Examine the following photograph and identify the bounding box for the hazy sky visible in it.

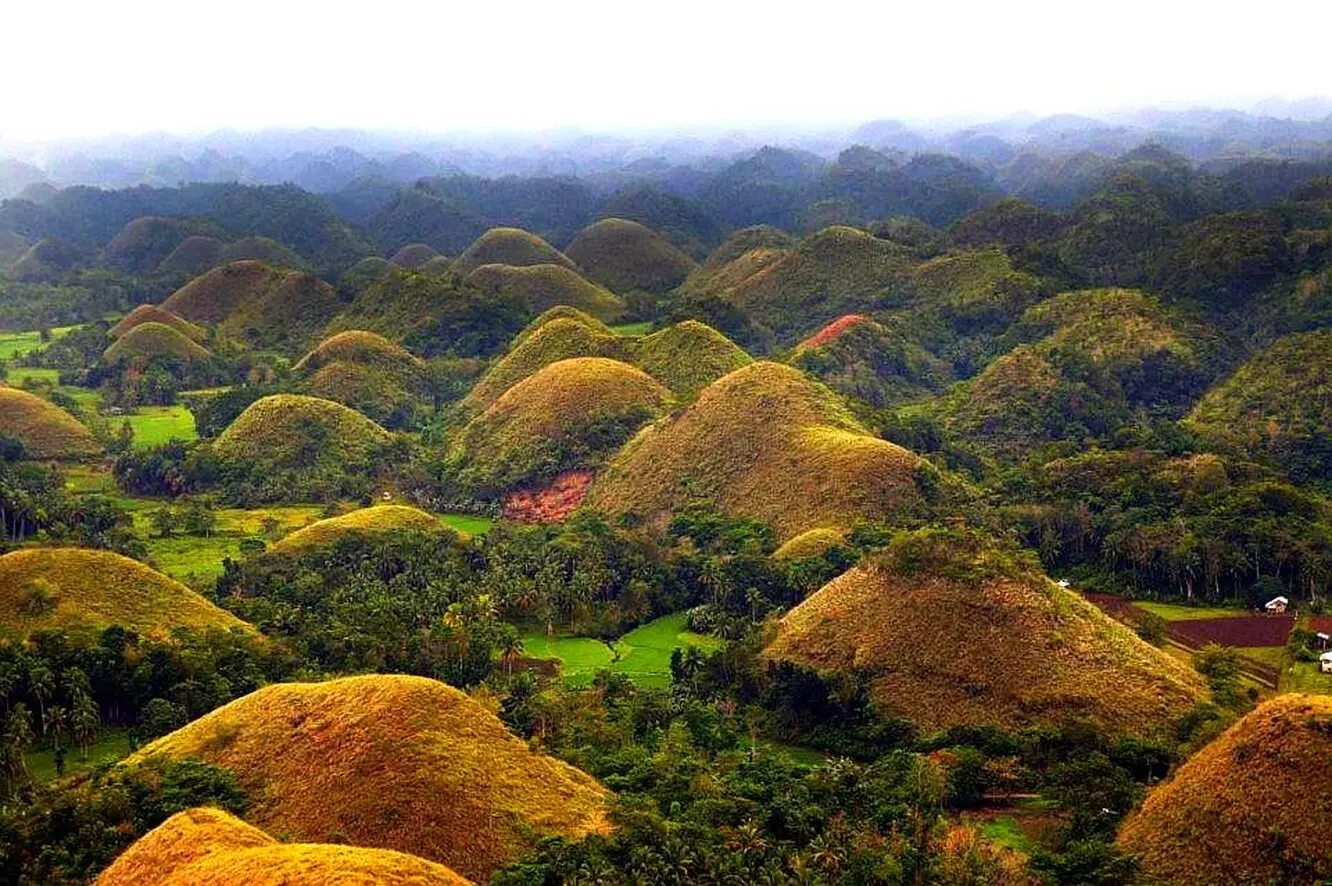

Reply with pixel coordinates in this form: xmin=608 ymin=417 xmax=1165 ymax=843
xmin=3 ymin=0 xmax=1330 ymax=140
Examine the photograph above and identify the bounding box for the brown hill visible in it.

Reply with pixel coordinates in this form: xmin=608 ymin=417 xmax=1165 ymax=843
xmin=764 ymin=527 xmax=1209 ymax=737
xmin=459 ymin=316 xmax=624 ymax=414
xmin=154 ymin=235 xmax=225 ymax=278
xmin=452 ymin=227 xmax=576 ymax=276
xmin=1118 ymin=694 xmax=1332 ymax=885
xmin=219 ymin=236 xmax=309 ymax=271
xmin=103 ymin=322 xmax=213 ymax=365
xmin=104 ymin=216 xmax=193 ymax=272
xmin=464 ymin=262 xmax=625 ymax=322
xmin=130 ymin=675 xmax=609 ymax=881
xmin=110 ymin=304 xmax=207 ymax=342
xmin=390 ymin=243 xmax=442 ymax=268
xmin=564 ymin=218 xmax=697 ymax=293
xmin=0 ymin=387 xmax=99 ymax=459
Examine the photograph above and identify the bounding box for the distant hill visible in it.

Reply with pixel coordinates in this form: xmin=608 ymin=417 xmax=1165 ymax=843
xmin=0 ymin=548 xmax=249 ymax=640
xmin=791 ymin=314 xmax=950 ymax=408
xmin=465 ymin=263 xmax=624 ymax=322
xmin=161 ymin=261 xmax=340 ymax=354
xmin=215 ymin=393 xmax=392 ymax=466
xmin=103 ymin=216 xmax=200 ymax=273
xmin=103 ymin=321 xmax=213 ymax=365
xmin=8 ymin=237 xmax=82 ymax=281
xmin=586 ymin=361 xmax=926 ymax=539
xmin=129 ymin=675 xmax=609 ymax=881
xmin=453 ymin=356 xmax=669 ymax=494
xmin=764 ymin=527 xmax=1208 ymax=736
xmin=389 ymin=242 xmax=442 ymax=268
xmin=452 ymin=227 xmax=577 ymax=276
xmin=218 ymin=235 xmax=310 ymax=271
xmin=154 ymin=235 xmax=226 ymax=278
xmin=0 ymin=387 xmax=99 ymax=459
xmin=1118 ymin=694 xmax=1332 ymax=885
xmin=110 ymin=304 xmax=207 ymax=341
xmin=97 ymin=807 xmax=471 ymax=886
xmin=564 ymin=218 xmax=697 ymax=293
xmin=632 ymin=320 xmax=753 ymax=399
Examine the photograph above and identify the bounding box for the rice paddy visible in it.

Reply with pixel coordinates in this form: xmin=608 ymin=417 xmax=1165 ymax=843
xmin=522 ymin=611 xmax=723 ymax=688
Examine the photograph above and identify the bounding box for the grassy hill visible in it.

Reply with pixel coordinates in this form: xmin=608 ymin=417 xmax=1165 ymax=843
xmin=110 ymin=304 xmax=207 ymax=342
xmin=771 ymin=527 xmax=847 ymax=560
xmin=219 ymin=236 xmax=310 ymax=271
xmin=389 ymin=242 xmax=442 ymax=268
xmin=791 ymin=314 xmax=950 ymax=408
xmin=725 ymin=226 xmax=915 ymax=342
xmin=104 ymin=216 xmax=195 ymax=273
xmin=161 ymin=261 xmax=340 ymax=354
xmin=292 ymin=331 xmax=431 ymax=423
xmin=103 ymin=322 xmax=213 ymax=365
xmin=293 ymin=330 xmax=425 ymax=377
xmin=564 ymin=218 xmax=697 ymax=293
xmin=0 ymin=548 xmax=249 ymax=640
xmin=214 ymin=394 xmax=393 ymax=473
xmin=154 ymin=235 xmax=225 ymax=278
xmin=454 ymin=357 xmax=669 ymax=493
xmin=632 ymin=320 xmax=753 ymax=398
xmin=585 ymin=361 xmax=925 ymax=539
xmin=97 ymin=807 xmax=471 ymax=886
xmin=764 ymin=527 xmax=1208 ymax=736
xmin=459 ymin=316 xmax=625 ymax=414
xmin=452 ymin=227 xmax=576 ymax=276
xmin=130 ymin=675 xmax=609 ymax=881
xmin=1185 ymin=329 xmax=1332 ymax=478
xmin=339 ymin=255 xmax=395 ymax=291
xmin=0 ymin=386 xmax=100 ymax=459
xmin=696 ymin=225 xmax=798 ymax=275
xmin=465 ymin=263 xmax=625 ymax=322
xmin=270 ymin=505 xmax=450 ymax=554
xmin=1118 ymin=694 xmax=1332 ymax=885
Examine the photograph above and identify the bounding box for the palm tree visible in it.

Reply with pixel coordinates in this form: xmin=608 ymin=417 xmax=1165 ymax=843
xmin=499 ymin=633 xmax=524 ymax=676
xmin=27 ymin=665 xmax=52 ymax=737
xmin=70 ymin=693 xmax=99 ymax=761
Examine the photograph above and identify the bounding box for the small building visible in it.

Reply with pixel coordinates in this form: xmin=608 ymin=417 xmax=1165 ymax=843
xmin=1317 ymin=632 xmax=1331 ymax=651
xmin=1056 ymin=579 xmax=1071 ymax=589
xmin=1320 ymin=651 xmax=1332 ymax=675
xmin=1264 ymin=596 xmax=1289 ymax=614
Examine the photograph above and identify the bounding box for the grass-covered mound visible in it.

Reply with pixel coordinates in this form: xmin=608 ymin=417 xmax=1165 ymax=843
xmin=0 ymin=386 xmax=99 ymax=459
xmin=130 ymin=675 xmax=609 ymax=881
xmin=1118 ymin=694 xmax=1332 ymax=885
xmin=110 ymin=304 xmax=207 ymax=342
xmin=725 ymin=226 xmax=915 ymax=342
xmin=452 ymin=227 xmax=576 ymax=276
xmin=389 ymin=242 xmax=442 ymax=268
xmin=0 ymin=548 xmax=249 ymax=640
xmin=103 ymin=322 xmax=213 ymax=365
xmin=420 ymin=255 xmax=454 ymax=276
xmin=459 ymin=316 xmax=625 ymax=414
xmin=510 ymin=305 xmax=615 ymax=345
xmin=585 ymin=362 xmax=925 ymax=540
xmin=564 ymin=218 xmax=697 ymax=293
xmin=339 ymin=255 xmax=395 ymax=290
xmin=212 ymin=395 xmax=395 ymax=500
xmin=1185 ymin=329 xmax=1332 ymax=478
xmin=764 ymin=527 xmax=1208 ymax=737
xmin=772 ymin=527 xmax=847 ymax=560
xmin=294 ymin=332 xmax=430 ymax=424
xmin=161 ymin=260 xmax=340 ymax=354
xmin=632 ymin=320 xmax=753 ymax=398
xmin=791 ymin=314 xmax=950 ymax=408
xmin=97 ymin=807 xmax=471 ymax=886
xmin=154 ymin=235 xmax=225 ymax=278
xmin=9 ymin=237 xmax=81 ymax=281
xmin=270 ymin=505 xmax=448 ymax=555
xmin=293 ymin=330 xmax=426 ymax=378
xmin=465 ymin=263 xmax=625 ymax=322
xmin=939 ymin=288 xmax=1208 ymax=454
xmin=219 ymin=236 xmax=310 ymax=271
xmin=453 ymin=357 xmax=669 ymax=493
xmin=697 ymin=225 xmax=798 ymax=275
xmin=104 ymin=216 xmax=194 ymax=273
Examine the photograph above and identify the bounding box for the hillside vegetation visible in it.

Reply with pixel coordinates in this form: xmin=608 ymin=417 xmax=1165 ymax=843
xmin=269 ymin=505 xmax=449 ymax=554
xmin=459 ymin=316 xmax=624 ymax=414
xmin=465 ymin=262 xmax=624 ymax=322
xmin=97 ymin=807 xmax=471 ymax=886
xmin=102 ymin=322 xmax=213 ymax=365
xmin=1118 ymin=694 xmax=1332 ymax=885
xmin=632 ymin=320 xmax=753 ymax=398
xmin=586 ymin=361 xmax=925 ymax=539
xmin=792 ymin=314 xmax=950 ymax=407
xmin=764 ymin=527 xmax=1208 ymax=736
xmin=131 ymin=675 xmax=609 ymax=881
xmin=452 ymin=227 xmax=576 ymax=276
xmin=109 ymin=304 xmax=207 ymax=341
xmin=0 ymin=548 xmax=250 ymax=640
xmin=564 ymin=218 xmax=697 ymax=293
xmin=0 ymin=386 xmax=100 ymax=459
xmin=389 ymin=242 xmax=442 ymax=268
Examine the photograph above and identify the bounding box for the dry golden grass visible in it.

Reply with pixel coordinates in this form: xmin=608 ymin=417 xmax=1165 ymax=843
xmin=97 ymin=807 xmax=472 ymax=886
xmin=103 ymin=322 xmax=213 ymax=365
xmin=293 ymin=330 xmax=425 ymax=377
xmin=1118 ymin=694 xmax=1332 ymax=885
xmin=0 ymin=548 xmax=250 ymax=640
xmin=563 ymin=218 xmax=697 ymax=293
xmin=452 ymin=228 xmax=576 ymax=276
xmin=459 ymin=317 xmax=624 ymax=414
xmin=632 ymin=320 xmax=753 ymax=399
xmin=464 ymin=262 xmax=625 ymax=322
xmin=155 ymin=235 xmax=225 ymax=278
xmin=213 ymin=394 xmax=393 ymax=466
xmin=131 ymin=675 xmax=609 ymax=881
xmin=219 ymin=237 xmax=309 ymax=271
xmin=772 ymin=527 xmax=846 ymax=560
xmin=585 ymin=361 xmax=923 ymax=540
xmin=697 ymin=225 xmax=798 ymax=274
xmin=110 ymin=304 xmax=207 ymax=341
xmin=389 ymin=243 xmax=442 ymax=269
xmin=0 ymin=386 xmax=100 ymax=459
xmin=763 ymin=534 xmax=1209 ymax=737
xmin=269 ymin=505 xmax=449 ymax=554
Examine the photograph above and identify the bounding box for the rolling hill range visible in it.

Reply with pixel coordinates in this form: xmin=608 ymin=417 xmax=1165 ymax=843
xmin=161 ymin=260 xmax=340 ymax=354
xmin=464 ymin=262 xmax=624 ymax=322
xmin=631 ymin=320 xmax=753 ymax=399
xmin=585 ymin=361 xmax=926 ymax=539
xmin=97 ymin=807 xmax=472 ymax=886
xmin=452 ymin=227 xmax=576 ymax=275
xmin=763 ymin=527 xmax=1209 ymax=737
xmin=388 ymin=242 xmax=442 ymax=268
xmin=0 ymin=548 xmax=250 ymax=640
xmin=130 ymin=675 xmax=609 ymax=881
xmin=1118 ymin=694 xmax=1332 ymax=885
xmin=791 ymin=314 xmax=950 ymax=408
xmin=564 ymin=217 xmax=697 ymax=293
xmin=0 ymin=386 xmax=100 ymax=459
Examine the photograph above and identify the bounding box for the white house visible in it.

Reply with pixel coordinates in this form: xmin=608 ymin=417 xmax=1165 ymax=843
xmin=1320 ymin=651 xmax=1332 ymax=675
xmin=1264 ymin=596 xmax=1290 ymax=614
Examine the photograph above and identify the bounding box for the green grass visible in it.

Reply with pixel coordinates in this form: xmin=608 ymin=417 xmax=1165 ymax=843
xmin=0 ymin=325 xmax=79 ymax=360
xmin=1284 ymin=661 xmax=1332 ymax=693
xmin=5 ymin=366 xmax=60 ymax=384
xmin=743 ymin=739 xmax=829 ymax=766
xmin=27 ymin=729 xmax=132 ymax=781
xmin=611 ymin=322 xmax=652 ymax=336
xmin=1135 ymin=601 xmax=1250 ymax=621
xmin=438 ymin=513 xmax=494 ymax=535
xmin=980 ymin=816 xmax=1034 ymax=854
xmin=110 ymin=404 xmax=198 ymax=449
xmin=522 ymin=611 xmax=723 ymax=688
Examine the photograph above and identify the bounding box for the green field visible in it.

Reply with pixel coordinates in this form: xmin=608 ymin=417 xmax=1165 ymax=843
xmin=522 ymin=611 xmax=723 ymax=687
xmin=109 ymin=404 xmax=198 ymax=448
xmin=439 ymin=513 xmax=495 ymax=535
xmin=1135 ymin=601 xmax=1250 ymax=621
xmin=4 ymin=366 xmax=61 ymax=384
xmin=0 ymin=325 xmax=79 ymax=360
xmin=611 ymin=321 xmax=653 ymax=336
xmin=980 ymin=816 xmax=1034 ymax=854
xmin=27 ymin=729 xmax=132 ymax=781
xmin=1284 ymin=661 xmax=1332 ymax=693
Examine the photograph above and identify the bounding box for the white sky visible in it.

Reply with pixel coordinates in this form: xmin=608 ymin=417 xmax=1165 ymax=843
xmin=2 ymin=0 xmax=1330 ymax=140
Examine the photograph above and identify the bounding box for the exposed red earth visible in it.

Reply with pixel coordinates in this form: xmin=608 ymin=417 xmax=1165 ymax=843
xmin=796 ymin=313 xmax=870 ymax=349
xmin=503 ymin=470 xmax=595 ymax=523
